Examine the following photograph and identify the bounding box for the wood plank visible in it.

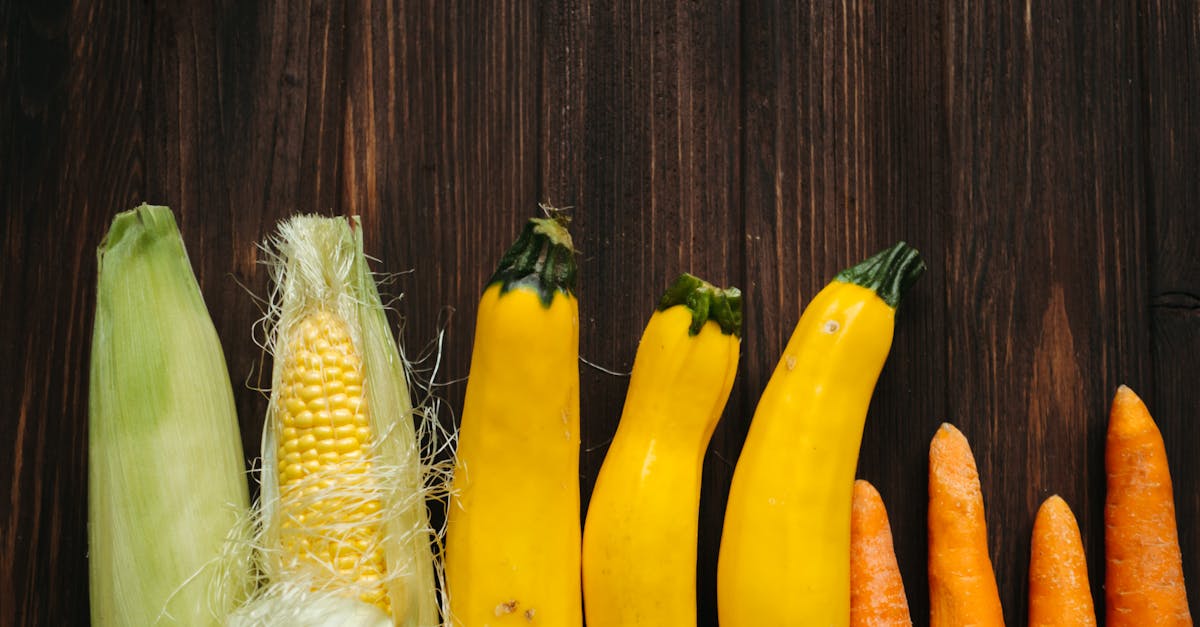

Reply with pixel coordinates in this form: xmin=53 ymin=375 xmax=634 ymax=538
xmin=540 ymin=3 xmax=742 ymax=623
xmin=339 ymin=0 xmax=541 ymax=442
xmin=145 ymin=1 xmax=351 ymax=459
xmin=1141 ymin=0 xmax=1200 ymax=613
xmin=942 ymin=0 xmax=1149 ymax=620
xmin=739 ymin=1 xmax=950 ymax=621
xmin=0 ymin=2 xmax=148 ymax=624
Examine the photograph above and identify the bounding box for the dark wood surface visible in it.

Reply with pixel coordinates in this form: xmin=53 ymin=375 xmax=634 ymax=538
xmin=3 ymin=2 xmax=1197 ymax=625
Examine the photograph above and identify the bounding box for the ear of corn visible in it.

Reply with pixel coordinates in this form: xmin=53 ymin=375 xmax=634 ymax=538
xmin=238 ymin=215 xmax=441 ymax=627
xmin=88 ymin=204 xmax=252 ymax=626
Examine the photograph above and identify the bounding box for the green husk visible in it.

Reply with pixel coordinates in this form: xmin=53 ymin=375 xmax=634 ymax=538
xmin=88 ymin=204 xmax=252 ymax=625
xmin=237 ymin=215 xmax=443 ymax=627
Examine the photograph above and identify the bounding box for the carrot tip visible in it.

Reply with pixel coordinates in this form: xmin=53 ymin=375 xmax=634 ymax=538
xmin=1037 ymin=494 xmax=1073 ymax=519
xmin=1109 ymin=385 xmax=1155 ymax=436
xmin=932 ymin=423 xmax=966 ymax=447
xmin=1114 ymin=384 xmax=1139 ymax=402
xmin=1112 ymin=385 xmax=1149 ymax=416
xmin=853 ymin=479 xmax=882 ymax=501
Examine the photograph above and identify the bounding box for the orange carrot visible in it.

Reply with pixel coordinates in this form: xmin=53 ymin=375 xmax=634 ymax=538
xmin=851 ymin=479 xmax=913 ymax=626
xmin=1105 ymin=385 xmax=1192 ymax=625
xmin=927 ymin=423 xmax=1005 ymax=627
xmin=1029 ymin=495 xmax=1096 ymax=626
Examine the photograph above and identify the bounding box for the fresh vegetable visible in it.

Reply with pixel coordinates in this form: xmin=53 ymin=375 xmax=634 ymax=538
xmin=445 ymin=216 xmax=582 ymax=627
xmin=850 ymin=480 xmax=912 ymax=627
xmin=89 ymin=204 xmax=252 ymax=626
xmin=1105 ymin=385 xmax=1192 ymax=625
xmin=927 ymin=423 xmax=1004 ymax=627
xmin=1028 ymin=495 xmax=1095 ymax=626
xmin=717 ymin=242 xmax=924 ymax=627
xmin=234 ymin=215 xmax=440 ymax=627
xmin=582 ymin=274 xmax=742 ymax=627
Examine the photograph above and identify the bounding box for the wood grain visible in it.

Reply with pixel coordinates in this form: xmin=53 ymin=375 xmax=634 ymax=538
xmin=1142 ymin=0 xmax=1200 ymax=612
xmin=2 ymin=2 xmax=148 ymax=624
xmin=342 ymin=0 xmax=543 ymax=538
xmin=941 ymin=1 xmax=1152 ymax=620
xmin=2 ymin=1 xmax=1197 ymax=625
xmin=145 ymin=0 xmax=353 ymax=460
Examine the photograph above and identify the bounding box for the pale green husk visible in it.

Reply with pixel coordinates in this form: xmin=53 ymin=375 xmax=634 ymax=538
xmin=89 ymin=204 xmax=253 ymax=625
xmin=229 ymin=585 xmax=390 ymax=627
xmin=236 ymin=215 xmax=443 ymax=627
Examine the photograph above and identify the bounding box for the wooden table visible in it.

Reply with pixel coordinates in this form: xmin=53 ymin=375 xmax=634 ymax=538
xmin=3 ymin=2 xmax=1197 ymax=624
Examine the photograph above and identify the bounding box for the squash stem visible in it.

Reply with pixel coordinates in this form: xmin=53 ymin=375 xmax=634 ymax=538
xmin=657 ymin=273 xmax=743 ymax=337
xmin=488 ymin=215 xmax=577 ymax=306
xmin=835 ymin=241 xmax=925 ymax=309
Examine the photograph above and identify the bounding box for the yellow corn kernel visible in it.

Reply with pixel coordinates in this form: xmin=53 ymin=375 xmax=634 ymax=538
xmin=275 ymin=310 xmax=390 ymax=614
xmin=331 ymin=407 xmax=354 ymax=426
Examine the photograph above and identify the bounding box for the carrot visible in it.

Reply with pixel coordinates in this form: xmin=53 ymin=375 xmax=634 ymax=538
xmin=1028 ymin=495 xmax=1096 ymax=626
xmin=1105 ymin=385 xmax=1192 ymax=625
xmin=851 ymin=480 xmax=913 ymax=626
xmin=927 ymin=423 xmax=1005 ymax=627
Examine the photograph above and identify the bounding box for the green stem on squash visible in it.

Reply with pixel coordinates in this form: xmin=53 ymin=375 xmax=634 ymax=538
xmin=657 ymin=273 xmax=743 ymax=337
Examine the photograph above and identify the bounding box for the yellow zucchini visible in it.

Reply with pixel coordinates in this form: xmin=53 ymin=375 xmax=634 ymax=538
xmin=445 ymin=216 xmax=582 ymax=627
xmin=717 ymin=242 xmax=924 ymax=627
xmin=582 ymin=274 xmax=741 ymax=626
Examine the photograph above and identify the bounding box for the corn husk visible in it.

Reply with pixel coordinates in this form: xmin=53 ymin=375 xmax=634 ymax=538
xmin=88 ymin=204 xmax=252 ymax=625
xmin=232 ymin=215 xmax=443 ymax=626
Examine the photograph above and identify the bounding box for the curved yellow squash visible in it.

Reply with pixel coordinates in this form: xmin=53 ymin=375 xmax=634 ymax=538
xmin=583 ymin=275 xmax=741 ymax=627
xmin=717 ymin=242 xmax=924 ymax=627
xmin=446 ymin=217 xmax=582 ymax=627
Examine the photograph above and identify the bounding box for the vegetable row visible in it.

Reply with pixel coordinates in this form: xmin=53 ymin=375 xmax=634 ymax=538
xmin=88 ymin=205 xmax=1190 ymax=626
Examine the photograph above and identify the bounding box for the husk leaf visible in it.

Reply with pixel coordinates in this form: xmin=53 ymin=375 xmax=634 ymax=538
xmin=89 ymin=204 xmax=253 ymax=626
xmin=241 ymin=215 xmax=442 ymax=626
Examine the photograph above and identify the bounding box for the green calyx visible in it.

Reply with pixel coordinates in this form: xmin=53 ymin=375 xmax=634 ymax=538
xmin=657 ymin=273 xmax=743 ymax=337
xmin=835 ymin=241 xmax=926 ymax=309
xmin=487 ymin=215 xmax=577 ymax=306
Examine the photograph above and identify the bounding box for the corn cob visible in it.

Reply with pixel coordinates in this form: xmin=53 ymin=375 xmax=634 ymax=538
xmin=235 ymin=215 xmax=441 ymax=627
xmin=89 ymin=204 xmax=252 ymax=626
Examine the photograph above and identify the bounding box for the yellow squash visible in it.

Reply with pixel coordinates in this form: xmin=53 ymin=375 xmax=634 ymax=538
xmin=717 ymin=242 xmax=924 ymax=627
xmin=446 ymin=216 xmax=582 ymax=627
xmin=582 ymin=274 xmax=742 ymax=627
